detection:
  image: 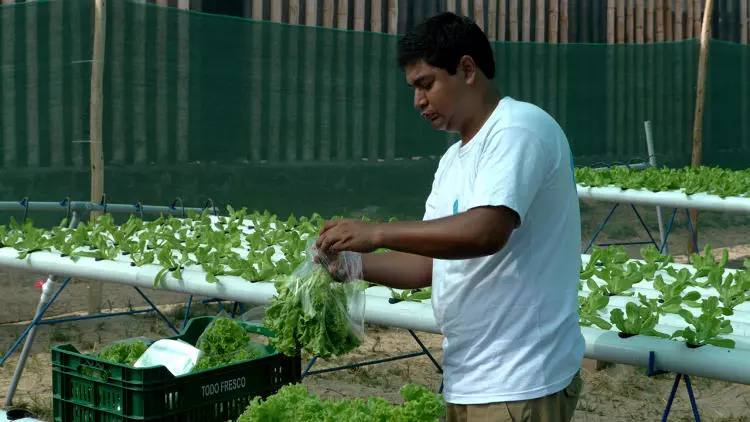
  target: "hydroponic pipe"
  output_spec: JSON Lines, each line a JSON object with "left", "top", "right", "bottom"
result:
{"left": 0, "top": 200, "right": 214, "bottom": 216}
{"left": 576, "top": 186, "right": 750, "bottom": 213}
{"left": 3, "top": 251, "right": 750, "bottom": 384}
{"left": 581, "top": 326, "right": 750, "bottom": 386}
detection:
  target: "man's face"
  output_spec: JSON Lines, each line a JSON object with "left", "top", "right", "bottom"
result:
{"left": 404, "top": 60, "right": 465, "bottom": 133}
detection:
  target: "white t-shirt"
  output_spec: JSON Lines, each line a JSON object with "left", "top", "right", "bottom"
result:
{"left": 423, "top": 96, "right": 585, "bottom": 404}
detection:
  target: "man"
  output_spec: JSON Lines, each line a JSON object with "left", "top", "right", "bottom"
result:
{"left": 315, "top": 12, "right": 585, "bottom": 422}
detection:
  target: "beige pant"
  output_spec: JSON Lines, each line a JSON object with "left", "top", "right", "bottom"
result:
{"left": 444, "top": 371, "right": 583, "bottom": 422}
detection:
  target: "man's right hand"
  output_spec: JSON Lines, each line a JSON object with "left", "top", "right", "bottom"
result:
{"left": 313, "top": 251, "right": 363, "bottom": 283}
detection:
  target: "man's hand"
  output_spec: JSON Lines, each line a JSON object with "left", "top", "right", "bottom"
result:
{"left": 316, "top": 219, "right": 382, "bottom": 255}
{"left": 313, "top": 250, "right": 363, "bottom": 283}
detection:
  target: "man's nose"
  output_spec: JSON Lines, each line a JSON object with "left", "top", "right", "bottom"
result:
{"left": 414, "top": 90, "right": 427, "bottom": 110}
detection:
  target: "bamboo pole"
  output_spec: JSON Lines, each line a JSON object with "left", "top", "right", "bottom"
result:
{"left": 499, "top": 0, "right": 507, "bottom": 41}
{"left": 385, "top": 0, "right": 397, "bottom": 160}
{"left": 693, "top": 0, "right": 702, "bottom": 37}
{"left": 287, "top": 0, "right": 301, "bottom": 161}
{"left": 369, "top": 0, "right": 382, "bottom": 160}
{"left": 474, "top": 0, "right": 485, "bottom": 32}
{"left": 741, "top": 0, "right": 748, "bottom": 44}
{"left": 636, "top": 0, "right": 644, "bottom": 43}
{"left": 488, "top": 0, "right": 498, "bottom": 40}
{"left": 548, "top": 0, "right": 559, "bottom": 43}
{"left": 522, "top": 0, "right": 530, "bottom": 41}
{"left": 87, "top": 0, "right": 106, "bottom": 315}
{"left": 656, "top": 0, "right": 664, "bottom": 42}
{"left": 665, "top": 0, "right": 673, "bottom": 41}
{"left": 626, "top": 0, "right": 634, "bottom": 43}
{"left": 510, "top": 0, "right": 518, "bottom": 41}
{"left": 560, "top": 0, "right": 568, "bottom": 43}
{"left": 302, "top": 0, "right": 318, "bottom": 161}
{"left": 607, "top": 0, "right": 615, "bottom": 44}
{"left": 646, "top": 0, "right": 654, "bottom": 42}
{"left": 536, "top": 0, "right": 545, "bottom": 41}
{"left": 688, "top": 0, "right": 715, "bottom": 256}
{"left": 617, "top": 0, "right": 625, "bottom": 43}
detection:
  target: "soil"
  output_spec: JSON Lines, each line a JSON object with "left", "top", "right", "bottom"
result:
{"left": 1, "top": 201, "right": 750, "bottom": 421}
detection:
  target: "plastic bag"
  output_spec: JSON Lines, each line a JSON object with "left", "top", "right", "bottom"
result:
{"left": 133, "top": 339, "right": 203, "bottom": 376}
{"left": 263, "top": 238, "right": 366, "bottom": 359}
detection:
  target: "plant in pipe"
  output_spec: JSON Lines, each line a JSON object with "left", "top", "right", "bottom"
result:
{"left": 609, "top": 293, "right": 670, "bottom": 339}
{"left": 575, "top": 165, "right": 750, "bottom": 198}
{"left": 652, "top": 273, "right": 702, "bottom": 314}
{"left": 671, "top": 296, "right": 735, "bottom": 349}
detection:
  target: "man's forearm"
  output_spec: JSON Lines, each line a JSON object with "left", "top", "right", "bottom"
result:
{"left": 372, "top": 207, "right": 517, "bottom": 260}
{"left": 361, "top": 251, "right": 432, "bottom": 290}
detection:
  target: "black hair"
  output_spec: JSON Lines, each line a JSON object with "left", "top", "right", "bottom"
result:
{"left": 397, "top": 12, "right": 495, "bottom": 79}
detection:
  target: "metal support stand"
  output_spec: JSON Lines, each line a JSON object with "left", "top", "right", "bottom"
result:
{"left": 300, "top": 328, "right": 443, "bottom": 392}
{"left": 647, "top": 351, "right": 701, "bottom": 421}
{"left": 584, "top": 204, "right": 699, "bottom": 255}
{"left": 0, "top": 198, "right": 215, "bottom": 408}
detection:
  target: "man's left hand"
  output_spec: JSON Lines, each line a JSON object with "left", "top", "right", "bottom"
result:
{"left": 316, "top": 218, "right": 381, "bottom": 255}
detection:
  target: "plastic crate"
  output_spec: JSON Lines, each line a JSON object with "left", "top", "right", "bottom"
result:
{"left": 51, "top": 316, "right": 301, "bottom": 421}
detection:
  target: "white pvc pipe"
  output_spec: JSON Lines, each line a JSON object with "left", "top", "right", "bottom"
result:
{"left": 577, "top": 186, "right": 750, "bottom": 213}
{"left": 581, "top": 326, "right": 750, "bottom": 386}
{"left": 3, "top": 250, "right": 750, "bottom": 384}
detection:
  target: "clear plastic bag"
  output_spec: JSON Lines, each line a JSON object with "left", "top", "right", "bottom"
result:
{"left": 263, "top": 238, "right": 366, "bottom": 359}
{"left": 133, "top": 339, "right": 203, "bottom": 376}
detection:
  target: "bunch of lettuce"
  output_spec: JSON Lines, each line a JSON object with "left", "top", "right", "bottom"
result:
{"left": 235, "top": 383, "right": 445, "bottom": 421}
{"left": 263, "top": 264, "right": 362, "bottom": 359}
{"left": 96, "top": 339, "right": 149, "bottom": 366}
{"left": 193, "top": 317, "right": 269, "bottom": 372}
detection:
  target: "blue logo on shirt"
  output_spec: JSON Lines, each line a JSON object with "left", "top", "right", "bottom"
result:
{"left": 453, "top": 200, "right": 459, "bottom": 215}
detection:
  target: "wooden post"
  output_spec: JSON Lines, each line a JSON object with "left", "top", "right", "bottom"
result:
{"left": 687, "top": 0, "right": 714, "bottom": 256}
{"left": 87, "top": 0, "right": 106, "bottom": 315}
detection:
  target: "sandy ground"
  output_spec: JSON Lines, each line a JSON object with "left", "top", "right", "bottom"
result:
{"left": 1, "top": 202, "right": 750, "bottom": 421}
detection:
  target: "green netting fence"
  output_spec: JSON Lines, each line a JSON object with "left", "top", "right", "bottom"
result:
{"left": 0, "top": 0, "right": 749, "bottom": 222}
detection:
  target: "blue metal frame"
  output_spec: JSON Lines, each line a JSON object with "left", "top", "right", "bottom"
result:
{"left": 0, "top": 197, "right": 218, "bottom": 370}
{"left": 0, "top": 279, "right": 179, "bottom": 368}
{"left": 181, "top": 294, "right": 445, "bottom": 392}
{"left": 583, "top": 203, "right": 699, "bottom": 255}
{"left": 300, "top": 327, "right": 444, "bottom": 393}
{"left": 647, "top": 351, "right": 701, "bottom": 421}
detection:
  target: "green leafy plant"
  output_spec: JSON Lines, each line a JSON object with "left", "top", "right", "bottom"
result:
{"left": 236, "top": 383, "right": 445, "bottom": 422}
{"left": 577, "top": 288, "right": 612, "bottom": 330}
{"left": 609, "top": 294, "right": 669, "bottom": 338}
{"left": 671, "top": 296, "right": 735, "bottom": 349}
{"left": 575, "top": 165, "right": 750, "bottom": 198}
{"left": 652, "top": 274, "right": 701, "bottom": 314}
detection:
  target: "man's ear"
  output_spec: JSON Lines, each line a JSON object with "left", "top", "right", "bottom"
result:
{"left": 458, "top": 55, "right": 477, "bottom": 85}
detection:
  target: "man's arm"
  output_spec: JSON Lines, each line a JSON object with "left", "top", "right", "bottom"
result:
{"left": 372, "top": 205, "right": 519, "bottom": 260}
{"left": 361, "top": 251, "right": 432, "bottom": 290}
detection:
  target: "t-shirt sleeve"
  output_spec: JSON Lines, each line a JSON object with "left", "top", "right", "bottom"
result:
{"left": 423, "top": 172, "right": 440, "bottom": 221}
{"left": 466, "top": 127, "right": 549, "bottom": 225}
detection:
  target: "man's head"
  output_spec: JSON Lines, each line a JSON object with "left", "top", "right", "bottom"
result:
{"left": 397, "top": 12, "right": 496, "bottom": 134}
